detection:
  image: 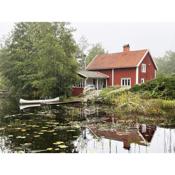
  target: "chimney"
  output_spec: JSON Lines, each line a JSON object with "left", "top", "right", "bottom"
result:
{"left": 123, "top": 44, "right": 130, "bottom": 52}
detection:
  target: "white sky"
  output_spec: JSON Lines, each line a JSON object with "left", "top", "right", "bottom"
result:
{"left": 0, "top": 22, "right": 175, "bottom": 57}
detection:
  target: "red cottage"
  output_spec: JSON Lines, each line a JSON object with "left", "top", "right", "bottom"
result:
{"left": 72, "top": 44, "right": 157, "bottom": 96}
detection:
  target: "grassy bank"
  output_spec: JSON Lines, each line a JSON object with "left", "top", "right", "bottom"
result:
{"left": 97, "top": 89, "right": 175, "bottom": 116}
{"left": 95, "top": 76, "right": 175, "bottom": 118}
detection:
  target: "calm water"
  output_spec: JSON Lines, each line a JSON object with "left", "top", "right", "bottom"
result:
{"left": 0, "top": 98, "right": 175, "bottom": 153}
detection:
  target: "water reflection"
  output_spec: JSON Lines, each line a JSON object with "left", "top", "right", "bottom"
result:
{"left": 0, "top": 98, "right": 175, "bottom": 153}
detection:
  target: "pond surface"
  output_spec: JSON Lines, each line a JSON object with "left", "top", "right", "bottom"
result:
{"left": 0, "top": 98, "right": 175, "bottom": 153}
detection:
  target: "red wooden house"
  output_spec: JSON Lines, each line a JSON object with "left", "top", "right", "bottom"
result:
{"left": 72, "top": 44, "right": 157, "bottom": 96}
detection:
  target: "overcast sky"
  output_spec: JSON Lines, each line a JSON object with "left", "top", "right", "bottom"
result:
{"left": 0, "top": 22, "right": 175, "bottom": 57}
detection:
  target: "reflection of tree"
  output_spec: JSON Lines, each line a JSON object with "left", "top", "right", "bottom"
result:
{"left": 0, "top": 97, "right": 19, "bottom": 117}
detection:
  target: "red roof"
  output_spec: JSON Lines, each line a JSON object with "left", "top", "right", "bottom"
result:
{"left": 86, "top": 49, "right": 148, "bottom": 70}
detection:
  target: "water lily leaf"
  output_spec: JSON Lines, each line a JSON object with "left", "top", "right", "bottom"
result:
{"left": 32, "top": 125, "right": 39, "bottom": 128}
{"left": 0, "top": 128, "right": 5, "bottom": 131}
{"left": 46, "top": 148, "right": 53, "bottom": 151}
{"left": 23, "top": 143, "right": 32, "bottom": 146}
{"left": 38, "top": 132, "right": 44, "bottom": 135}
{"left": 47, "top": 130, "right": 55, "bottom": 133}
{"left": 67, "top": 129, "right": 75, "bottom": 132}
{"left": 59, "top": 145, "right": 68, "bottom": 149}
{"left": 40, "top": 130, "right": 47, "bottom": 132}
{"left": 42, "top": 127, "right": 48, "bottom": 129}
{"left": 74, "top": 125, "right": 80, "bottom": 129}
{"left": 34, "top": 135, "right": 40, "bottom": 138}
{"left": 53, "top": 141, "right": 64, "bottom": 145}
{"left": 53, "top": 133, "right": 57, "bottom": 135}
{"left": 16, "top": 136, "right": 26, "bottom": 139}
{"left": 73, "top": 136, "right": 78, "bottom": 138}
{"left": 21, "top": 129, "right": 26, "bottom": 132}
{"left": 15, "top": 128, "right": 21, "bottom": 130}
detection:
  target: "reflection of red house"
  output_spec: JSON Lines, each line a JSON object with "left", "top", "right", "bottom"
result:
{"left": 72, "top": 44, "right": 157, "bottom": 96}
{"left": 89, "top": 124, "right": 156, "bottom": 150}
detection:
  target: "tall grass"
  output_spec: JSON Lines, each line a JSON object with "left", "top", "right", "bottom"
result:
{"left": 97, "top": 87, "right": 175, "bottom": 116}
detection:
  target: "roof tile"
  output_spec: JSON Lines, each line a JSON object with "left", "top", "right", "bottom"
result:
{"left": 86, "top": 49, "right": 148, "bottom": 70}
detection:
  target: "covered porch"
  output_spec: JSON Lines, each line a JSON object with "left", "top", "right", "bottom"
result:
{"left": 78, "top": 70, "right": 109, "bottom": 90}
{"left": 72, "top": 70, "right": 109, "bottom": 96}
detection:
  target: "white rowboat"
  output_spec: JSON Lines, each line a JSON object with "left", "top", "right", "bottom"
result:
{"left": 19, "top": 104, "right": 41, "bottom": 110}
{"left": 19, "top": 97, "right": 60, "bottom": 105}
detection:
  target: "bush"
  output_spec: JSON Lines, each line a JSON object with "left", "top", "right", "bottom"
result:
{"left": 131, "top": 75, "right": 175, "bottom": 99}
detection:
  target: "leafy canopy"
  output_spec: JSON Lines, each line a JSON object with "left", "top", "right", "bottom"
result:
{"left": 86, "top": 43, "right": 106, "bottom": 64}
{"left": 0, "top": 22, "right": 79, "bottom": 98}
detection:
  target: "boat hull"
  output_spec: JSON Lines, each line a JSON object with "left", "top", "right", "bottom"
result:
{"left": 19, "top": 97, "right": 60, "bottom": 105}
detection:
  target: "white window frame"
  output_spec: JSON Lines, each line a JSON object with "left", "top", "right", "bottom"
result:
{"left": 141, "top": 78, "right": 144, "bottom": 84}
{"left": 121, "top": 78, "right": 131, "bottom": 87}
{"left": 141, "top": 64, "right": 146, "bottom": 73}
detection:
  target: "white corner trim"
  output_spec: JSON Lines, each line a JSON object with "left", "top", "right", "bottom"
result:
{"left": 155, "top": 70, "right": 157, "bottom": 78}
{"left": 112, "top": 69, "right": 114, "bottom": 86}
{"left": 86, "top": 54, "right": 98, "bottom": 70}
{"left": 136, "top": 67, "right": 139, "bottom": 84}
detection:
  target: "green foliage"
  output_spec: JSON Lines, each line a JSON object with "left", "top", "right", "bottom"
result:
{"left": 155, "top": 51, "right": 175, "bottom": 76}
{"left": 131, "top": 75, "right": 175, "bottom": 99}
{"left": 98, "top": 86, "right": 124, "bottom": 104}
{"left": 86, "top": 43, "right": 106, "bottom": 64}
{"left": 0, "top": 22, "right": 79, "bottom": 98}
{"left": 76, "top": 36, "right": 89, "bottom": 70}
{"left": 97, "top": 87, "right": 175, "bottom": 116}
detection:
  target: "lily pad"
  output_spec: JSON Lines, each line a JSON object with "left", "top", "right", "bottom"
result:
{"left": 42, "top": 127, "right": 48, "bottom": 129}
{"left": 0, "top": 128, "right": 5, "bottom": 131}
{"left": 46, "top": 148, "right": 53, "bottom": 151}
{"left": 59, "top": 145, "right": 68, "bottom": 149}
{"left": 38, "top": 132, "right": 44, "bottom": 135}
{"left": 23, "top": 143, "right": 32, "bottom": 146}
{"left": 73, "top": 136, "right": 78, "bottom": 138}
{"left": 32, "top": 125, "right": 39, "bottom": 128}
{"left": 34, "top": 135, "right": 40, "bottom": 138}
{"left": 53, "top": 133, "right": 57, "bottom": 135}
{"left": 16, "top": 136, "right": 26, "bottom": 139}
{"left": 40, "top": 130, "right": 47, "bottom": 132}
{"left": 47, "top": 130, "right": 55, "bottom": 133}
{"left": 74, "top": 125, "right": 81, "bottom": 129}
{"left": 15, "top": 128, "right": 21, "bottom": 130}
{"left": 21, "top": 129, "right": 26, "bottom": 132}
{"left": 67, "top": 129, "right": 75, "bottom": 132}
{"left": 53, "top": 141, "right": 64, "bottom": 145}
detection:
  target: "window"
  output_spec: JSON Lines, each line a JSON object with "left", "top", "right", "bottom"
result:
{"left": 141, "top": 64, "right": 146, "bottom": 73}
{"left": 121, "top": 78, "right": 131, "bottom": 87}
{"left": 141, "top": 78, "right": 144, "bottom": 84}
